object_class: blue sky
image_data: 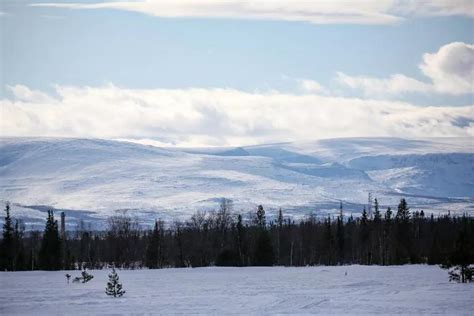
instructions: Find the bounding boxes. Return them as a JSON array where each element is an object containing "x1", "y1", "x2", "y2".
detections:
[{"x1": 1, "y1": 1, "x2": 473, "y2": 146}]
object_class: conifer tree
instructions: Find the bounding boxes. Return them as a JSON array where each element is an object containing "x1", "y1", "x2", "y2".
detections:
[
  {"x1": 38, "y1": 210, "x2": 62, "y2": 270},
  {"x1": 1, "y1": 203, "x2": 15, "y2": 270},
  {"x1": 384, "y1": 207, "x2": 392, "y2": 223},
  {"x1": 360, "y1": 207, "x2": 371, "y2": 264},
  {"x1": 395, "y1": 199, "x2": 412, "y2": 263},
  {"x1": 396, "y1": 198, "x2": 410, "y2": 222},
  {"x1": 277, "y1": 208, "x2": 283, "y2": 265},
  {"x1": 361, "y1": 207, "x2": 368, "y2": 224},
  {"x1": 105, "y1": 268, "x2": 126, "y2": 297},
  {"x1": 371, "y1": 199, "x2": 382, "y2": 264},
  {"x1": 253, "y1": 205, "x2": 273, "y2": 266},
  {"x1": 236, "y1": 214, "x2": 245, "y2": 266},
  {"x1": 381, "y1": 207, "x2": 393, "y2": 265}
]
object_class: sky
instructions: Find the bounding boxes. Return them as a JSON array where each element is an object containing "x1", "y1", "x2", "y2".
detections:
[{"x1": 1, "y1": 0, "x2": 473, "y2": 147}]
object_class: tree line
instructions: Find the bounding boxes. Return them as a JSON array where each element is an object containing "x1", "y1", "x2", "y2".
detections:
[{"x1": 1, "y1": 198, "x2": 473, "y2": 277}]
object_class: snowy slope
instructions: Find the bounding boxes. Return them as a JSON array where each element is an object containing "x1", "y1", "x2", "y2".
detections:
[
  {"x1": 0, "y1": 137, "x2": 473, "y2": 228},
  {"x1": 1, "y1": 266, "x2": 473, "y2": 315}
]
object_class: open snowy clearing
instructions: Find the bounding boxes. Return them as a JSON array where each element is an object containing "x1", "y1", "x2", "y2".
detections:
[{"x1": 0, "y1": 265, "x2": 472, "y2": 315}]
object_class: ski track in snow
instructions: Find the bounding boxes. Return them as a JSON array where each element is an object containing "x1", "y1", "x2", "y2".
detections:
[{"x1": 0, "y1": 265, "x2": 473, "y2": 315}]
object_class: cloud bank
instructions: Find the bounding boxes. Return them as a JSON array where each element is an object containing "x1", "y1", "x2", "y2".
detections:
[
  {"x1": 1, "y1": 84, "x2": 472, "y2": 147},
  {"x1": 31, "y1": 0, "x2": 473, "y2": 25},
  {"x1": 337, "y1": 42, "x2": 474, "y2": 97}
]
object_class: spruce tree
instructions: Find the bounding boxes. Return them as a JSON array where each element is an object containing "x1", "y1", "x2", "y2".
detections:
[
  {"x1": 1, "y1": 203, "x2": 15, "y2": 270},
  {"x1": 105, "y1": 268, "x2": 126, "y2": 297},
  {"x1": 360, "y1": 207, "x2": 371, "y2": 264},
  {"x1": 38, "y1": 210, "x2": 62, "y2": 270},
  {"x1": 277, "y1": 208, "x2": 283, "y2": 265},
  {"x1": 371, "y1": 199, "x2": 382, "y2": 264},
  {"x1": 236, "y1": 214, "x2": 245, "y2": 266},
  {"x1": 253, "y1": 205, "x2": 273, "y2": 266},
  {"x1": 384, "y1": 207, "x2": 392, "y2": 223},
  {"x1": 395, "y1": 199, "x2": 411, "y2": 263},
  {"x1": 382, "y1": 207, "x2": 393, "y2": 265},
  {"x1": 361, "y1": 207, "x2": 368, "y2": 225},
  {"x1": 396, "y1": 198, "x2": 410, "y2": 222}
]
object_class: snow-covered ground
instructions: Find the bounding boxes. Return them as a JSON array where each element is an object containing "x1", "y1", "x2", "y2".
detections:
[
  {"x1": 0, "y1": 265, "x2": 472, "y2": 315},
  {"x1": 0, "y1": 137, "x2": 473, "y2": 228}
]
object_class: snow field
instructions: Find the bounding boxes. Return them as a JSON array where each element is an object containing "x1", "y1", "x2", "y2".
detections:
[{"x1": 1, "y1": 265, "x2": 473, "y2": 315}]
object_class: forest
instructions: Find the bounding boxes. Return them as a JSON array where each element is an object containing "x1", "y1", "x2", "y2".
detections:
[{"x1": 1, "y1": 198, "x2": 473, "y2": 280}]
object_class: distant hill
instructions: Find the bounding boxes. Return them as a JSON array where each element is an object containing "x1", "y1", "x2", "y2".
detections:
[{"x1": 0, "y1": 137, "x2": 472, "y2": 228}]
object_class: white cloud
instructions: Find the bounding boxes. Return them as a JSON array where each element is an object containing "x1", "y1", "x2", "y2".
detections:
[
  {"x1": 337, "y1": 42, "x2": 474, "y2": 96},
  {"x1": 394, "y1": 0, "x2": 474, "y2": 18},
  {"x1": 298, "y1": 79, "x2": 326, "y2": 94},
  {"x1": 1, "y1": 84, "x2": 472, "y2": 147},
  {"x1": 420, "y1": 42, "x2": 474, "y2": 94},
  {"x1": 336, "y1": 73, "x2": 435, "y2": 97},
  {"x1": 31, "y1": 0, "x2": 474, "y2": 25},
  {"x1": 6, "y1": 85, "x2": 56, "y2": 103},
  {"x1": 30, "y1": 0, "x2": 402, "y2": 25}
]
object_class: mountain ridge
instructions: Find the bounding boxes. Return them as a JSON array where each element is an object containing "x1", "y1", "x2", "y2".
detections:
[{"x1": 0, "y1": 137, "x2": 472, "y2": 228}]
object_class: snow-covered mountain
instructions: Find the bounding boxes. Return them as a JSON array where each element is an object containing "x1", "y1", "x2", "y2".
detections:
[{"x1": 0, "y1": 137, "x2": 472, "y2": 228}]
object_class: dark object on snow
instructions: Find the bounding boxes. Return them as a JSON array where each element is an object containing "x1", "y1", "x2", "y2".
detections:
[
  {"x1": 81, "y1": 270, "x2": 94, "y2": 283},
  {"x1": 65, "y1": 274, "x2": 71, "y2": 283},
  {"x1": 72, "y1": 270, "x2": 94, "y2": 283},
  {"x1": 105, "y1": 268, "x2": 125, "y2": 297}
]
